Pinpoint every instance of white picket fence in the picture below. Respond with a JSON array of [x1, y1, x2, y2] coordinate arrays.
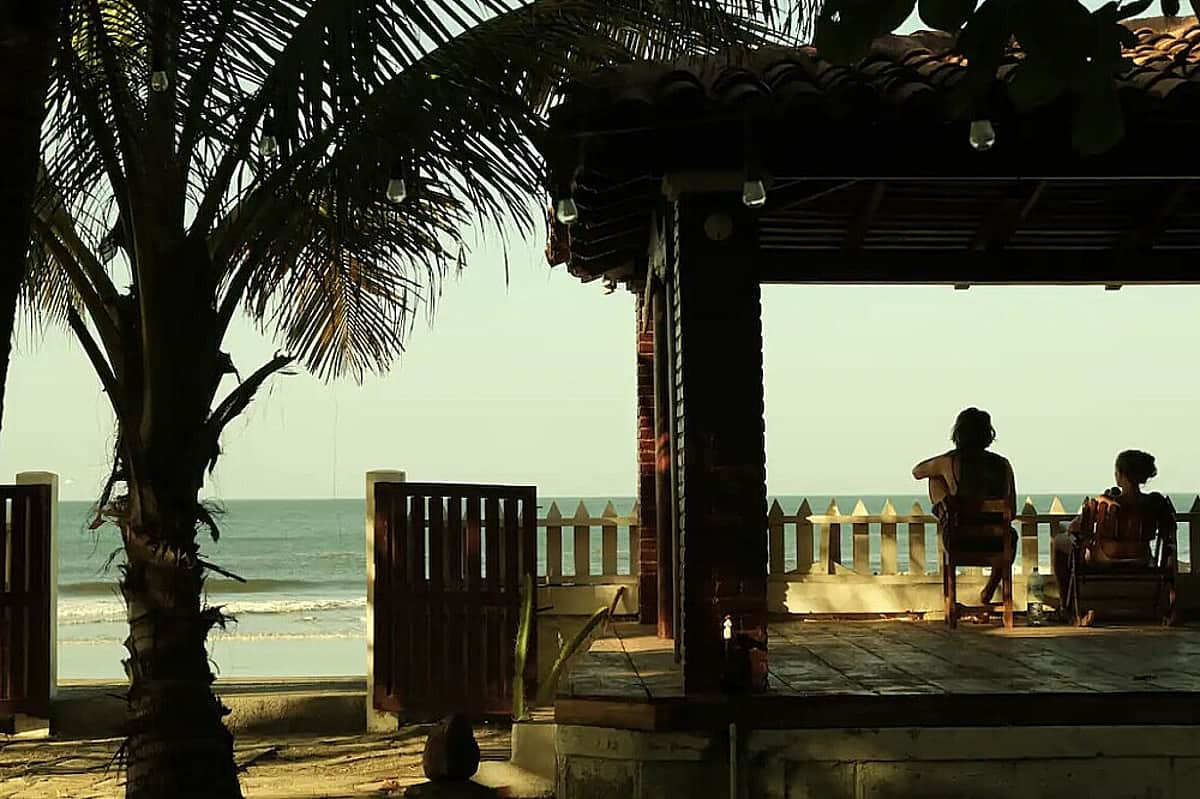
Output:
[[537, 501, 639, 586]]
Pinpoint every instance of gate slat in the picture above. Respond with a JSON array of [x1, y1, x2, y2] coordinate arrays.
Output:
[[466, 495, 483, 591], [503, 499, 519, 592], [408, 496, 426, 702], [11, 492, 28, 700], [372, 487, 392, 706], [391, 489, 407, 702], [464, 492, 483, 713], [446, 496, 463, 588], [1, 496, 10, 702], [485, 497, 501, 587], [484, 498, 502, 703], [428, 498, 445, 706], [27, 489, 50, 706]]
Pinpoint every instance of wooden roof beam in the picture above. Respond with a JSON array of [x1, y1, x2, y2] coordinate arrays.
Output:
[[1120, 181, 1191, 253], [843, 182, 886, 255], [971, 181, 1045, 252]]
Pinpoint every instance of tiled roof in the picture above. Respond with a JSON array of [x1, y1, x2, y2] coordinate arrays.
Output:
[[543, 17, 1200, 282]]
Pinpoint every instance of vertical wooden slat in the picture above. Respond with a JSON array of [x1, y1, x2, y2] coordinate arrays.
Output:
[[464, 493, 482, 713], [795, 499, 813, 574], [520, 491, 538, 699], [572, 501, 591, 580], [446, 496, 463, 588], [822, 500, 841, 574], [485, 497, 501, 587], [427, 495, 445, 706], [0, 496, 10, 702], [909, 501, 927, 576], [503, 498, 520, 591], [390, 489, 408, 703], [27, 488, 50, 709], [372, 486, 391, 705], [601, 501, 618, 577], [851, 499, 870, 574], [407, 496, 426, 703], [545, 502, 563, 582], [1190, 497, 1200, 573], [880, 499, 899, 576], [465, 495, 483, 590], [767, 500, 784, 576], [1020, 497, 1040, 575], [408, 497, 426, 585], [11, 491, 28, 697]]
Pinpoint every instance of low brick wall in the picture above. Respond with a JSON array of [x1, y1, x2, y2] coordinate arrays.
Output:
[[557, 723, 1200, 799]]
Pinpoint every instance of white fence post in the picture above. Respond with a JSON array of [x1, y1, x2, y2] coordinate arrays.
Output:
[[365, 469, 404, 733]]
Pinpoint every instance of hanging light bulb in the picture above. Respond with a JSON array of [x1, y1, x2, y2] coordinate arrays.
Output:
[[386, 176, 407, 204], [555, 197, 579, 225], [259, 133, 277, 157], [150, 70, 169, 93], [98, 237, 117, 263], [969, 119, 996, 152], [742, 178, 767, 208]]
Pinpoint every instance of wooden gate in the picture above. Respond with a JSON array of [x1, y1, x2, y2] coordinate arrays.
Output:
[[373, 482, 537, 719], [0, 484, 53, 718]]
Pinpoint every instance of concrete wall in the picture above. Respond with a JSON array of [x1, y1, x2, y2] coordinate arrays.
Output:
[[557, 723, 1200, 799]]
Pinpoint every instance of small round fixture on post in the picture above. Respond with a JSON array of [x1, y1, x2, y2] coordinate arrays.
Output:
[[258, 134, 278, 157], [555, 197, 579, 226], [386, 177, 408, 204], [150, 71, 169, 93], [742, 179, 767, 208], [722, 615, 733, 641], [98, 237, 117, 263], [968, 119, 996, 152]]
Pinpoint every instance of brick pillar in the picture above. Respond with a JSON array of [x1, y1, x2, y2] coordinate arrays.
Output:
[[635, 288, 659, 624], [673, 195, 768, 694]]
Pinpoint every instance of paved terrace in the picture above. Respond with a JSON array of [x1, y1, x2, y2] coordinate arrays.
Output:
[[555, 620, 1200, 730]]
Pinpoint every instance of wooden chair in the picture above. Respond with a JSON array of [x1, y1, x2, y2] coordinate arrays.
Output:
[[1067, 496, 1177, 627], [938, 497, 1014, 629]]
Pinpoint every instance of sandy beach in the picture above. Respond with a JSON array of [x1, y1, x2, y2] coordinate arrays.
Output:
[[0, 725, 513, 798]]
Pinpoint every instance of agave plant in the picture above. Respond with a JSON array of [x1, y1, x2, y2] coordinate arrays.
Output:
[[18, 2, 797, 796]]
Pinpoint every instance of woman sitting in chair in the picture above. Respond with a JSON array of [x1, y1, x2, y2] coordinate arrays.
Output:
[[1052, 450, 1177, 605], [913, 407, 1017, 606]]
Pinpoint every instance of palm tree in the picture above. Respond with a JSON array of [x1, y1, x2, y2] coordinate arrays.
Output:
[[26, 2, 798, 796], [0, 0, 66, 439]]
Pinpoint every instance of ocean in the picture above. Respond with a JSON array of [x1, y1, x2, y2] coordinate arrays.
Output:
[[56, 494, 1193, 680]]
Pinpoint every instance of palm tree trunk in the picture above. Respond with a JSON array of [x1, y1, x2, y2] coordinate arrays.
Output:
[[120, 493, 243, 798], [0, 0, 64, 441]]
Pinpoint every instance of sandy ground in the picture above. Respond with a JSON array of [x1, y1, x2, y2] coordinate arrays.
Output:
[[0, 724, 513, 798]]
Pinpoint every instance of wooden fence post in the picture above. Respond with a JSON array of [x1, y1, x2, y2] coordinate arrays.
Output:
[[880, 499, 898, 576], [365, 469, 405, 733], [572, 500, 591, 580], [1190, 497, 1200, 573], [1020, 497, 1039, 575], [768, 500, 785, 576], [795, 499, 813, 574], [909, 501, 927, 576], [851, 500, 870, 574], [820, 500, 841, 575], [601, 501, 619, 577], [545, 502, 563, 582]]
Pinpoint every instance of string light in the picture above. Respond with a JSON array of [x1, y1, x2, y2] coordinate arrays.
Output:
[[742, 178, 767, 208], [554, 197, 579, 225], [969, 119, 996, 151], [386, 177, 408, 204], [259, 114, 277, 157]]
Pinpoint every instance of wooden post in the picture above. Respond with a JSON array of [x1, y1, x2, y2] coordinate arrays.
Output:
[[768, 500, 785, 576], [795, 499, 813, 574], [1190, 497, 1200, 573], [672, 194, 768, 694], [821, 499, 842, 575], [880, 499, 899, 576], [572, 501, 591, 580], [851, 499, 870, 574], [365, 469, 405, 733], [909, 501, 927, 576], [635, 289, 658, 622], [1020, 497, 1040, 575], [653, 283, 675, 638]]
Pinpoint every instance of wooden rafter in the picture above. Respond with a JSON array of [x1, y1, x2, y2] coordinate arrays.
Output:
[[971, 181, 1046, 252]]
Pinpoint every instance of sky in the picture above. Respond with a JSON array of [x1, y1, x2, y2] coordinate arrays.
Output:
[[2, 1, 1196, 503], [2, 235, 1198, 502]]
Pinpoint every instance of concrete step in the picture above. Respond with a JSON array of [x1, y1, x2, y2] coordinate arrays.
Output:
[[474, 761, 555, 798]]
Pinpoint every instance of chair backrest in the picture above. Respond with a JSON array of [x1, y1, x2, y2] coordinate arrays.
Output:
[[1078, 495, 1155, 564]]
